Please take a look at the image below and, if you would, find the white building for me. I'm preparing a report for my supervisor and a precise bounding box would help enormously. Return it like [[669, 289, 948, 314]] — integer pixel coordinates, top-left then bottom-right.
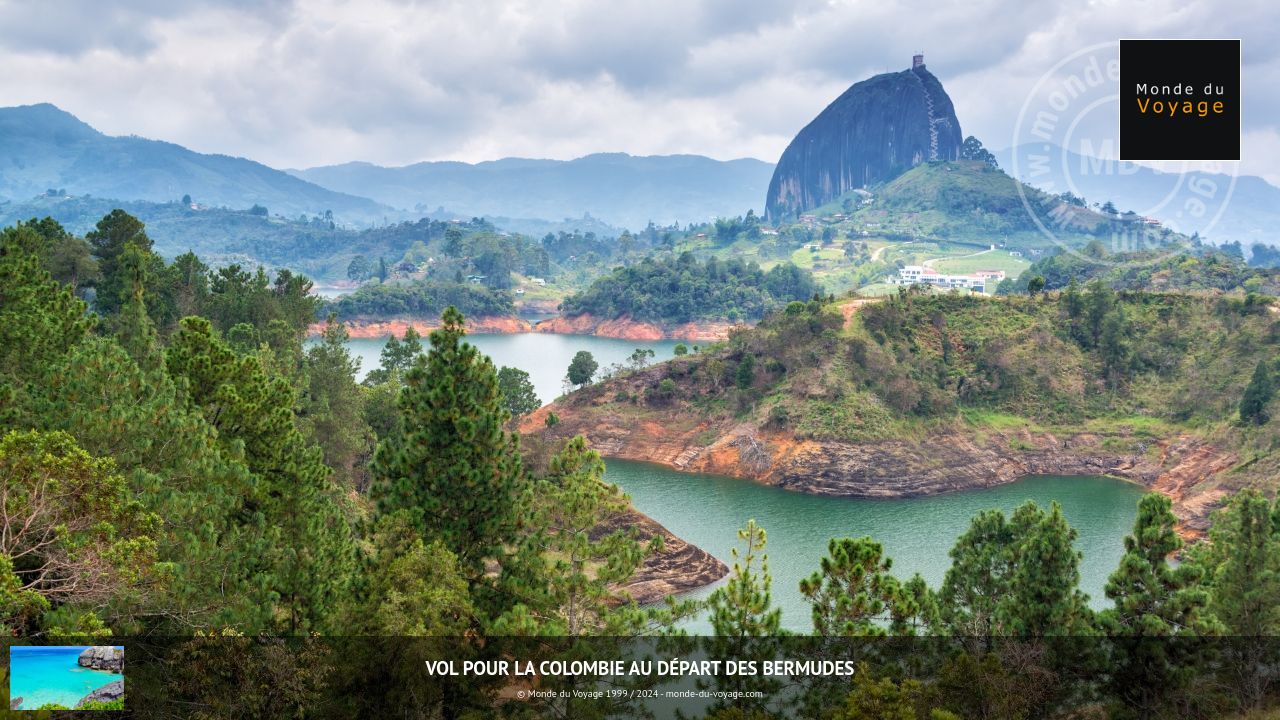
[[895, 265, 1006, 294]]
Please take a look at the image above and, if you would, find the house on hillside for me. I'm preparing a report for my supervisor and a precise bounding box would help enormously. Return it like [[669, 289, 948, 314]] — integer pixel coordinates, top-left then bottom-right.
[[894, 265, 1006, 294]]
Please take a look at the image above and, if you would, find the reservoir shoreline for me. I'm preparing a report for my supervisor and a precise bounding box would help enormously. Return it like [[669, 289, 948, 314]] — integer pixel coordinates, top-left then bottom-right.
[[520, 390, 1234, 541], [312, 315, 740, 343]]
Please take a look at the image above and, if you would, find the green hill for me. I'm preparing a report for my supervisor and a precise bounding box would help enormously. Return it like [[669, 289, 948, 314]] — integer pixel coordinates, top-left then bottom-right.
[[811, 160, 1176, 257], [1007, 242, 1280, 295], [530, 289, 1280, 534]]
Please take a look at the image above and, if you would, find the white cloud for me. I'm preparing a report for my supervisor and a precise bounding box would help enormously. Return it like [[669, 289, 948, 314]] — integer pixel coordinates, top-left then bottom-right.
[[0, 0, 1276, 174]]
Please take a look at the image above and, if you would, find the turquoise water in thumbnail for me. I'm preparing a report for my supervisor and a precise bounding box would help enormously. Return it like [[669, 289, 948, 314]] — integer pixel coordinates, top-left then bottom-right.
[[9, 646, 122, 710]]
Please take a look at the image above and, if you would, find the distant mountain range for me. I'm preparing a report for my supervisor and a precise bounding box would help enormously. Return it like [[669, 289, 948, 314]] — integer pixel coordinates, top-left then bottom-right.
[[289, 154, 775, 231], [995, 144, 1280, 250], [5, 102, 1277, 249], [0, 103, 774, 232], [0, 104, 392, 223]]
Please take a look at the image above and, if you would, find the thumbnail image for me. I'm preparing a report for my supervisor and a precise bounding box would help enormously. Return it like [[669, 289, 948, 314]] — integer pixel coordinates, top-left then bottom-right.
[[9, 646, 124, 711]]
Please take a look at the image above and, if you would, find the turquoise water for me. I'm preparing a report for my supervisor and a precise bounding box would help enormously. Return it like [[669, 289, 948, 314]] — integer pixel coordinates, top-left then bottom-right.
[[9, 646, 122, 710], [337, 334, 681, 405], [604, 461, 1147, 633], [333, 332, 1146, 634]]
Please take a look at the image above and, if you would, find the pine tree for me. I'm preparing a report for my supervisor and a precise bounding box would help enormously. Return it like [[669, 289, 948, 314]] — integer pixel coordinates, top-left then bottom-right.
[[1239, 360, 1274, 425], [300, 315, 375, 489], [167, 317, 356, 632], [800, 536, 936, 636], [703, 520, 786, 718], [736, 353, 756, 390], [1102, 493, 1213, 635], [382, 326, 423, 373], [939, 509, 1017, 636], [942, 502, 1092, 637], [1084, 279, 1114, 346], [370, 307, 526, 570], [36, 337, 271, 631], [0, 226, 95, 425], [1099, 308, 1131, 386], [707, 519, 782, 638], [340, 512, 473, 636], [112, 242, 163, 371], [169, 250, 209, 318], [1063, 277, 1083, 318], [996, 502, 1093, 636], [1195, 490, 1280, 710], [1202, 490, 1280, 636], [86, 209, 152, 315], [496, 436, 665, 635], [1100, 493, 1218, 717]]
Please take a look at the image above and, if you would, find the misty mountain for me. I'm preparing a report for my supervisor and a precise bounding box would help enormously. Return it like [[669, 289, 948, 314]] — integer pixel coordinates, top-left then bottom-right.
[[995, 144, 1280, 250], [289, 153, 775, 231], [0, 103, 393, 223]]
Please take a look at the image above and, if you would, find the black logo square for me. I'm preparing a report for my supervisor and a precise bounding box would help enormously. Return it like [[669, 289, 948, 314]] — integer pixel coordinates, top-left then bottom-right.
[[1120, 39, 1240, 161]]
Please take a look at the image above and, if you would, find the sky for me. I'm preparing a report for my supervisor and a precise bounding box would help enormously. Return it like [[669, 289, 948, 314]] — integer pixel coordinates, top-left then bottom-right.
[[2, 0, 1279, 183]]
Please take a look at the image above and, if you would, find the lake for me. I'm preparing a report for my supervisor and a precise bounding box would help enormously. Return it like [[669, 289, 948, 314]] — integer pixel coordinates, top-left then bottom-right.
[[8, 646, 123, 710], [311, 286, 353, 300], [339, 334, 682, 406], [606, 461, 1145, 633], [337, 332, 1146, 633]]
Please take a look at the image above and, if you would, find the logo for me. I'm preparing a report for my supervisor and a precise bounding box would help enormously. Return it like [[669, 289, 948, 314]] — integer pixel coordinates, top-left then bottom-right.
[[1120, 39, 1240, 161], [1011, 41, 1238, 266]]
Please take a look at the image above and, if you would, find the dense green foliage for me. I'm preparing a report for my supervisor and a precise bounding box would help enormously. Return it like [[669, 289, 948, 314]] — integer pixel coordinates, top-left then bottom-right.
[[10, 208, 1280, 717], [0, 430, 158, 632], [835, 160, 1137, 252], [623, 288, 1278, 442], [560, 252, 820, 323], [370, 308, 526, 570], [567, 350, 598, 388], [1009, 241, 1280, 295], [1240, 360, 1275, 425], [497, 366, 541, 416], [328, 278, 514, 319], [800, 536, 936, 636]]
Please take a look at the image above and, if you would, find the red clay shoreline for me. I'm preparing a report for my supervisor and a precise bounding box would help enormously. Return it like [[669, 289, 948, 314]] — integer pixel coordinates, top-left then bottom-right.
[[312, 313, 742, 342]]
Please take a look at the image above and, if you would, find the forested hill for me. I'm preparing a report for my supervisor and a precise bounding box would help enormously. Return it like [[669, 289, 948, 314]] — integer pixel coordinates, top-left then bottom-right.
[[327, 280, 515, 320], [1005, 240, 1280, 295], [0, 194, 495, 282], [553, 289, 1276, 439], [558, 253, 821, 324], [0, 103, 390, 223], [531, 287, 1280, 538]]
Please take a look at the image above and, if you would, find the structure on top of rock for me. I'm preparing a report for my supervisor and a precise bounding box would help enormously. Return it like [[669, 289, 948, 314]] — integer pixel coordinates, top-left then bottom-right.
[[765, 55, 963, 221]]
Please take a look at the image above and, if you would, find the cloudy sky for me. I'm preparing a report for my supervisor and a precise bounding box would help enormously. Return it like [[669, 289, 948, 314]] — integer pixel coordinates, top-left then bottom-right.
[[3, 0, 1278, 182]]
